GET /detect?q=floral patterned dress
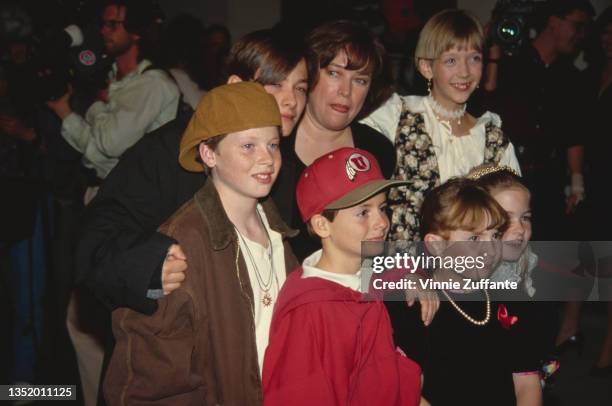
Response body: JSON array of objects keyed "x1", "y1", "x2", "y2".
[{"x1": 361, "y1": 94, "x2": 520, "y2": 241}]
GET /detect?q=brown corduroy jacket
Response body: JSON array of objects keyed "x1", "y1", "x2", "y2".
[{"x1": 104, "y1": 178, "x2": 299, "y2": 405}]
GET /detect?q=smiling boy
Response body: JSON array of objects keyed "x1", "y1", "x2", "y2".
[
  {"x1": 263, "y1": 147, "x2": 422, "y2": 406},
  {"x1": 104, "y1": 82, "x2": 299, "y2": 405}
]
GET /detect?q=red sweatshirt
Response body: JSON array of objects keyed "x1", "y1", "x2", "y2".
[{"x1": 263, "y1": 268, "x2": 421, "y2": 406}]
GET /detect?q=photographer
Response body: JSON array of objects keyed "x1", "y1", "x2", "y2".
[
  {"x1": 483, "y1": 0, "x2": 594, "y2": 241},
  {"x1": 47, "y1": 0, "x2": 179, "y2": 192},
  {"x1": 45, "y1": 1, "x2": 178, "y2": 404}
]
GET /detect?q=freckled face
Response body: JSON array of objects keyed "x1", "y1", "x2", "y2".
[{"x1": 207, "y1": 127, "x2": 281, "y2": 200}]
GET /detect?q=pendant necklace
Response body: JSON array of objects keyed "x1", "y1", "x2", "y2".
[{"x1": 235, "y1": 210, "x2": 277, "y2": 307}]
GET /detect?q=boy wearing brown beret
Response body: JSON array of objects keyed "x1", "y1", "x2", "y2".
[{"x1": 104, "y1": 81, "x2": 299, "y2": 405}]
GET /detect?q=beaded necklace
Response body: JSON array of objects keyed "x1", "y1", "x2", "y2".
[{"x1": 440, "y1": 288, "x2": 491, "y2": 326}]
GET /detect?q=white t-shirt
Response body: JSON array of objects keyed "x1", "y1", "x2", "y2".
[
  {"x1": 235, "y1": 204, "x2": 286, "y2": 374},
  {"x1": 169, "y1": 68, "x2": 206, "y2": 110},
  {"x1": 302, "y1": 250, "x2": 363, "y2": 292}
]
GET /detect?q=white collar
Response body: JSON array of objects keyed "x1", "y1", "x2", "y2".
[{"x1": 302, "y1": 250, "x2": 363, "y2": 292}]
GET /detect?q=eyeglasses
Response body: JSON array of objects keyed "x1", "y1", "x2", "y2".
[{"x1": 100, "y1": 20, "x2": 125, "y2": 30}]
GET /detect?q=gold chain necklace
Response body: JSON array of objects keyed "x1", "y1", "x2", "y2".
[
  {"x1": 234, "y1": 211, "x2": 277, "y2": 307},
  {"x1": 440, "y1": 289, "x2": 491, "y2": 326}
]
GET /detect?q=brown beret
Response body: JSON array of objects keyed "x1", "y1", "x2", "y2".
[{"x1": 179, "y1": 81, "x2": 281, "y2": 172}]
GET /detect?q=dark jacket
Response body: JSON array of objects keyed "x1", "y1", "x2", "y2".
[
  {"x1": 78, "y1": 116, "x2": 394, "y2": 314},
  {"x1": 104, "y1": 179, "x2": 299, "y2": 405},
  {"x1": 75, "y1": 113, "x2": 203, "y2": 314}
]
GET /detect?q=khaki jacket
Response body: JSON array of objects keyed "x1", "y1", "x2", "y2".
[{"x1": 104, "y1": 179, "x2": 299, "y2": 405}]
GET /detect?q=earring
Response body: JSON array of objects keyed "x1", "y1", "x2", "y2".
[{"x1": 427, "y1": 79, "x2": 432, "y2": 94}]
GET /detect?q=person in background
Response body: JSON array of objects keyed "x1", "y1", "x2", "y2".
[
  {"x1": 482, "y1": 0, "x2": 594, "y2": 240},
  {"x1": 161, "y1": 13, "x2": 208, "y2": 110},
  {"x1": 556, "y1": 5, "x2": 612, "y2": 375},
  {"x1": 202, "y1": 23, "x2": 232, "y2": 90},
  {"x1": 45, "y1": 1, "x2": 179, "y2": 404}
]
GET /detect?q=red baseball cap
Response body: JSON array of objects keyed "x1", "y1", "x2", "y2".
[{"x1": 296, "y1": 147, "x2": 408, "y2": 222}]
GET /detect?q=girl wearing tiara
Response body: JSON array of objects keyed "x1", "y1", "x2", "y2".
[
  {"x1": 469, "y1": 164, "x2": 551, "y2": 399},
  {"x1": 362, "y1": 9, "x2": 521, "y2": 241},
  {"x1": 468, "y1": 164, "x2": 537, "y2": 299}
]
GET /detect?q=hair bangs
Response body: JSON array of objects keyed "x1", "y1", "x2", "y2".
[
  {"x1": 226, "y1": 28, "x2": 305, "y2": 85},
  {"x1": 447, "y1": 189, "x2": 506, "y2": 234},
  {"x1": 415, "y1": 9, "x2": 484, "y2": 60}
]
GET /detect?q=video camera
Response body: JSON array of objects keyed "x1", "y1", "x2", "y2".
[
  {"x1": 489, "y1": 0, "x2": 539, "y2": 56},
  {"x1": 33, "y1": 23, "x2": 112, "y2": 103},
  {"x1": 0, "y1": 0, "x2": 112, "y2": 104}
]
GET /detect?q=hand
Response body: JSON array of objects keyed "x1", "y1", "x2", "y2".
[
  {"x1": 565, "y1": 193, "x2": 583, "y2": 215},
  {"x1": 0, "y1": 114, "x2": 36, "y2": 142},
  {"x1": 405, "y1": 283, "x2": 440, "y2": 326},
  {"x1": 46, "y1": 85, "x2": 73, "y2": 119},
  {"x1": 161, "y1": 244, "x2": 187, "y2": 295},
  {"x1": 488, "y1": 44, "x2": 502, "y2": 60},
  {"x1": 96, "y1": 87, "x2": 109, "y2": 103}
]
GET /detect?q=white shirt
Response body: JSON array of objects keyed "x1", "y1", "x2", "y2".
[
  {"x1": 235, "y1": 205, "x2": 287, "y2": 374},
  {"x1": 169, "y1": 68, "x2": 206, "y2": 110},
  {"x1": 62, "y1": 59, "x2": 180, "y2": 178},
  {"x1": 302, "y1": 250, "x2": 363, "y2": 292},
  {"x1": 361, "y1": 94, "x2": 521, "y2": 182}
]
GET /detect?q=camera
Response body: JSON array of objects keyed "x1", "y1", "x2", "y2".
[
  {"x1": 32, "y1": 24, "x2": 112, "y2": 103},
  {"x1": 490, "y1": 0, "x2": 538, "y2": 56}
]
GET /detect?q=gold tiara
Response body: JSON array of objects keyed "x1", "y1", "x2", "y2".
[{"x1": 466, "y1": 164, "x2": 519, "y2": 181}]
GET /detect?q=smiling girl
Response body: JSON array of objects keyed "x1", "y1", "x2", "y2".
[{"x1": 361, "y1": 9, "x2": 521, "y2": 241}]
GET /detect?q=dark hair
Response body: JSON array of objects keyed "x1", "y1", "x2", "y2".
[
  {"x1": 537, "y1": 0, "x2": 595, "y2": 30},
  {"x1": 161, "y1": 14, "x2": 207, "y2": 87},
  {"x1": 587, "y1": 6, "x2": 612, "y2": 67},
  {"x1": 305, "y1": 20, "x2": 392, "y2": 119},
  {"x1": 206, "y1": 24, "x2": 231, "y2": 44},
  {"x1": 596, "y1": 5, "x2": 612, "y2": 30},
  {"x1": 101, "y1": 0, "x2": 163, "y2": 61},
  {"x1": 225, "y1": 28, "x2": 306, "y2": 85},
  {"x1": 420, "y1": 178, "x2": 508, "y2": 239},
  {"x1": 306, "y1": 209, "x2": 339, "y2": 237}
]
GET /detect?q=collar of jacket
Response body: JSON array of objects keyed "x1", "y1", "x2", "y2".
[{"x1": 194, "y1": 177, "x2": 298, "y2": 250}]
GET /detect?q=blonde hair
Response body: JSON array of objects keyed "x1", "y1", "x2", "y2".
[
  {"x1": 415, "y1": 9, "x2": 484, "y2": 61},
  {"x1": 420, "y1": 178, "x2": 508, "y2": 239}
]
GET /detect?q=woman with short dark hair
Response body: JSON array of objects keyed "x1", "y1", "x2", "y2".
[{"x1": 276, "y1": 19, "x2": 396, "y2": 260}]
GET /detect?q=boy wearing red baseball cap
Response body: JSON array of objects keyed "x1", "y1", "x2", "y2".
[{"x1": 262, "y1": 147, "x2": 422, "y2": 406}]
